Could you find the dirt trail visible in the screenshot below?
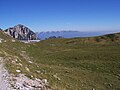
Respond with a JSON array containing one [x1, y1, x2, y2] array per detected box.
[[0, 57, 12, 90], [0, 57, 50, 90]]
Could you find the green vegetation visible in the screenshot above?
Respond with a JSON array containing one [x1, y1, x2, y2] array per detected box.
[[0, 30, 120, 90]]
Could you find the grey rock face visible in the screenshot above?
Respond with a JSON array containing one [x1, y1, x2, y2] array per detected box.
[[5, 24, 36, 40], [9, 74, 50, 90]]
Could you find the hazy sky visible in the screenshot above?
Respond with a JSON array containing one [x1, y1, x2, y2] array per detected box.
[[0, 0, 120, 32]]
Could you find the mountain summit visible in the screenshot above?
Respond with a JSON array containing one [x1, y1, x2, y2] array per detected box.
[[5, 24, 36, 40]]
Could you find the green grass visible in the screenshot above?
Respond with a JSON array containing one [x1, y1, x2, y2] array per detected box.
[[0, 30, 120, 90], [25, 38, 120, 90]]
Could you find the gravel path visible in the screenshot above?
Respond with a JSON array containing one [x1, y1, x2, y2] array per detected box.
[[0, 57, 12, 90], [0, 57, 50, 90]]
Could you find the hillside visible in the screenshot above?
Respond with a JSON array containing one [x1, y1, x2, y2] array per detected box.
[[64, 32, 120, 44], [0, 30, 49, 89], [0, 30, 120, 90], [100, 32, 120, 42]]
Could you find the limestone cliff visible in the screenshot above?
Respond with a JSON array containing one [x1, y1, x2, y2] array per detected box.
[[5, 24, 36, 40]]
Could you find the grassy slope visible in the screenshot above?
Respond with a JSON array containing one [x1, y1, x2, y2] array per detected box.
[[0, 30, 120, 90], [26, 37, 120, 90]]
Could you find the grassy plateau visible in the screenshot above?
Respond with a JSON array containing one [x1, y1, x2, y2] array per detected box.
[[0, 30, 120, 90]]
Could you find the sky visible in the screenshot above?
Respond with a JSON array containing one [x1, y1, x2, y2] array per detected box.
[[0, 0, 120, 32]]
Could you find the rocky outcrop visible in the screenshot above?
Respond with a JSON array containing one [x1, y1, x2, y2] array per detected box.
[[8, 74, 50, 90], [5, 24, 36, 40]]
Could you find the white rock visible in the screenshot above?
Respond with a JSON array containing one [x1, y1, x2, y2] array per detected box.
[[12, 39, 16, 42], [16, 70, 21, 73], [25, 67, 30, 72], [28, 61, 33, 64], [0, 38, 3, 43], [31, 75, 33, 78], [15, 59, 18, 62], [42, 79, 47, 84], [19, 63, 23, 67], [53, 74, 61, 81], [12, 60, 16, 64], [0, 40, 2, 43]]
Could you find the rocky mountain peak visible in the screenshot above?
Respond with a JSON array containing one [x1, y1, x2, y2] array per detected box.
[[14, 24, 27, 29], [16, 24, 24, 26], [5, 24, 36, 40]]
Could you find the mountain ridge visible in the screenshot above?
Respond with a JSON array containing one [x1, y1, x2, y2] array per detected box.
[[37, 30, 118, 40]]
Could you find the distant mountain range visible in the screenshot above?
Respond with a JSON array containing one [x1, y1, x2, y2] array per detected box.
[[36, 31, 114, 40], [2, 24, 120, 40]]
